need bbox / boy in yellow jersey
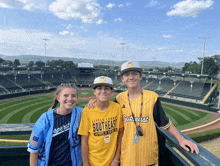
[118,61,199,166]
[78,76,124,166]
[87,61,199,166]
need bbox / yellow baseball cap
[121,61,143,76]
[92,76,113,89]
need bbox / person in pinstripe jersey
[116,61,199,166]
[87,61,199,166]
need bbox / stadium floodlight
[199,37,211,75]
[42,38,49,68]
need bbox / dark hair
[49,83,78,110]
[93,85,113,90]
[121,71,142,77]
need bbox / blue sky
[0,0,219,62]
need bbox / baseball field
[0,88,220,159]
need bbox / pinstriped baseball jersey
[116,90,171,166]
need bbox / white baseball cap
[121,61,143,76]
[92,76,113,89]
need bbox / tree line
[1,55,220,75]
[0,58,77,69]
[182,55,220,75]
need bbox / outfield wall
[160,97,219,113]
[0,88,55,100]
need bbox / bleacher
[62,72,76,83]
[169,81,211,101]
[155,78,181,96]
[0,68,218,105]
[16,74,46,90]
[75,74,94,87]
[0,75,22,92]
[144,78,159,91]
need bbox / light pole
[42,38,49,68]
[119,42,126,62]
[199,37,211,75]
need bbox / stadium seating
[0,75,22,92]
[0,68,217,105]
[168,81,211,100]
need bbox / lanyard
[127,90,143,127]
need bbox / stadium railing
[0,126,219,166]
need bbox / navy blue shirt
[48,110,72,166]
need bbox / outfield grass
[0,90,212,127]
[0,89,214,145]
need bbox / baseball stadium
[0,62,220,165]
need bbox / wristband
[114,158,120,163]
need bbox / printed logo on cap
[126,61,134,68]
[99,76,106,83]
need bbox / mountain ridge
[1,55,185,67]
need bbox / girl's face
[57,88,78,112]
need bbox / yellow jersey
[78,101,124,166]
[116,90,171,166]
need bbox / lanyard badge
[128,91,144,137]
[134,134,139,144]
[136,126,143,136]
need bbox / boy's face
[93,85,113,102]
[121,70,142,88]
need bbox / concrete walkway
[0,123,34,132]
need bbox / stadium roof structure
[77,63,93,68]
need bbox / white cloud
[59,30,73,36]
[163,34,174,38]
[118,4,124,7]
[118,2,131,8]
[96,19,105,25]
[0,0,47,11]
[66,24,72,29]
[49,0,102,24]
[167,0,214,17]
[114,18,123,22]
[176,50,184,52]
[0,28,52,55]
[126,2,131,6]
[0,0,22,9]
[106,3,115,8]
[157,47,169,51]
[0,27,125,60]
[146,0,158,8]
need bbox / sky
[0,0,219,63]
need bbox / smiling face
[121,70,142,88]
[93,85,113,102]
[57,87,78,112]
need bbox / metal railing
[0,126,220,166]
